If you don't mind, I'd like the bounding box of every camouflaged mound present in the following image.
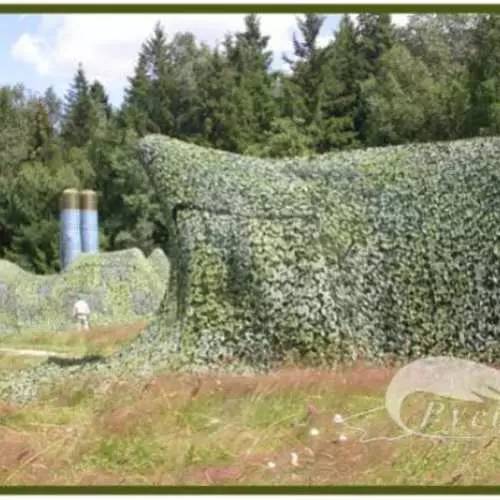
[138,134,500,365]
[0,248,169,335]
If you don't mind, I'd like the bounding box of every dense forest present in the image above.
[1,13,499,275]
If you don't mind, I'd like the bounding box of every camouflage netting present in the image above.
[138,135,500,366]
[0,248,169,335]
[4,134,500,404]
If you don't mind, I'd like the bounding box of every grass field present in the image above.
[0,322,147,369]
[1,323,500,486]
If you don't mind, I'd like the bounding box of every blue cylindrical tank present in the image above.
[80,189,99,254]
[60,188,82,270]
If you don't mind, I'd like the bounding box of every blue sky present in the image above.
[0,14,342,107]
[0,16,48,92]
[0,14,408,108]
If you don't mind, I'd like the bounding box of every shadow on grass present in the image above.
[46,354,106,367]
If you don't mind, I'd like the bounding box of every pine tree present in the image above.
[143,22,174,135]
[225,14,279,151]
[319,14,361,151]
[283,14,332,151]
[123,51,151,136]
[355,14,396,140]
[122,23,175,137]
[197,46,241,151]
[89,80,112,119]
[357,14,396,78]
[285,14,328,128]
[29,99,54,163]
[61,63,93,148]
[168,32,206,140]
[42,86,63,133]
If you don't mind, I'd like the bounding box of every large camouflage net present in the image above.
[0,248,169,335]
[4,134,500,405]
[138,134,500,366]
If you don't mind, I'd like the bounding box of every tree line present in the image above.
[1,13,500,274]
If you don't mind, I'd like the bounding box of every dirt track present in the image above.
[0,348,71,358]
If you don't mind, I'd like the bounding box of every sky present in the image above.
[0,14,410,108]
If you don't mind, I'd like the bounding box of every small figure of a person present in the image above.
[73,297,90,331]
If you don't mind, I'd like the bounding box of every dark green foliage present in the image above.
[284,15,329,139]
[362,44,436,146]
[467,14,500,135]
[357,14,396,78]
[225,14,279,153]
[123,52,152,136]
[355,14,396,140]
[3,12,500,290]
[43,86,63,131]
[61,64,94,148]
[29,99,55,163]
[89,80,112,120]
[319,15,360,151]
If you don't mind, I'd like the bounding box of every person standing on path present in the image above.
[73,297,91,331]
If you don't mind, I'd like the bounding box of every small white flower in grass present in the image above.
[290,452,299,466]
[333,414,344,424]
[309,427,320,437]
[338,434,348,443]
[267,461,276,469]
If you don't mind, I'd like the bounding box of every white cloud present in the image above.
[11,14,301,87]
[11,33,51,74]
[12,13,413,91]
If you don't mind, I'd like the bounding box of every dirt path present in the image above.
[0,348,71,358]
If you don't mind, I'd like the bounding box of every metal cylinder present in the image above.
[80,189,99,254]
[60,188,82,270]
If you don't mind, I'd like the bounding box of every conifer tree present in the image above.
[29,99,54,163]
[319,14,360,151]
[285,14,329,131]
[123,51,151,136]
[143,22,174,135]
[355,14,396,139]
[90,80,112,119]
[61,63,93,148]
[225,14,279,151]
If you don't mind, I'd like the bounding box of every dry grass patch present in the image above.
[0,321,147,374]
[1,358,500,485]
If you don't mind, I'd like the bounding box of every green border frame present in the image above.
[2,485,500,494]
[2,2,500,493]
[0,4,500,13]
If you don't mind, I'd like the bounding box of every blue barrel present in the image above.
[60,188,82,270]
[80,189,99,254]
